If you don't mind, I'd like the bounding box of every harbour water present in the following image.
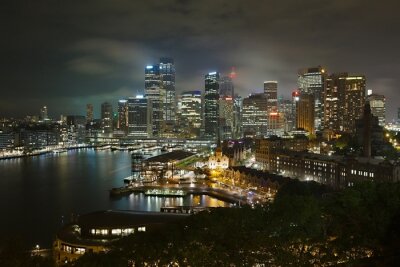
[0,149,228,248]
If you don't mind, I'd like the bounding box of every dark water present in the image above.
[0,149,228,248]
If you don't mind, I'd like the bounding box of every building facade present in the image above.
[204,72,220,139]
[298,66,326,131]
[324,73,366,138]
[242,94,268,138]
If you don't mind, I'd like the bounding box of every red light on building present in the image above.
[229,67,237,79]
[292,90,300,97]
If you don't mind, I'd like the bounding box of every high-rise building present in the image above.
[159,58,176,123]
[219,96,234,140]
[145,86,165,137]
[242,93,268,137]
[296,93,315,134]
[324,73,366,138]
[298,66,327,131]
[204,72,220,139]
[145,64,161,89]
[101,102,113,134]
[128,96,152,138]
[40,106,48,121]
[233,95,243,138]
[145,58,176,136]
[178,90,202,138]
[279,95,297,133]
[86,104,93,123]
[219,76,234,98]
[264,81,278,113]
[367,93,385,127]
[117,99,128,133]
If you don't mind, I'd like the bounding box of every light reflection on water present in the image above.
[0,149,229,248]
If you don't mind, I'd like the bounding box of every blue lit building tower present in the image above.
[204,72,220,139]
[159,57,176,124]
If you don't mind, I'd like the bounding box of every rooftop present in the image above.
[146,150,194,163]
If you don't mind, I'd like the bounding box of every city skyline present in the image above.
[1,1,400,119]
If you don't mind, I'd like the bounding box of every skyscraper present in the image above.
[264,81,278,113]
[298,66,326,131]
[86,104,93,123]
[367,93,386,127]
[40,106,48,121]
[101,102,113,134]
[145,86,165,137]
[324,73,366,138]
[128,96,152,138]
[178,90,202,138]
[219,76,234,98]
[242,93,268,137]
[117,99,128,133]
[219,96,234,140]
[159,58,176,123]
[296,93,315,134]
[204,72,220,139]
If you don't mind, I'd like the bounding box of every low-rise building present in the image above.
[54,210,188,265]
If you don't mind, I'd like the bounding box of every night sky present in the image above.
[2,0,399,120]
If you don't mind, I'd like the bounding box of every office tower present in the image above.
[40,106,48,121]
[145,86,165,137]
[101,102,113,134]
[204,72,220,139]
[178,90,202,138]
[145,64,161,89]
[296,93,315,134]
[264,81,278,112]
[128,96,152,138]
[159,58,176,123]
[279,95,297,132]
[117,99,128,133]
[86,104,93,123]
[267,111,285,136]
[367,93,386,127]
[298,66,327,131]
[233,95,243,138]
[219,76,234,98]
[219,96,234,140]
[324,73,366,138]
[242,93,268,137]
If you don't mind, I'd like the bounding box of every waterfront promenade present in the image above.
[110,182,263,205]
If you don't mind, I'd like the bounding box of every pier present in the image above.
[109,184,248,204]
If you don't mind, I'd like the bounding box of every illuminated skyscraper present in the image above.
[178,90,202,138]
[204,72,220,139]
[264,81,278,112]
[145,58,176,136]
[159,57,176,123]
[86,104,93,123]
[242,93,268,137]
[367,93,385,127]
[145,86,165,137]
[128,96,152,138]
[117,99,128,133]
[298,66,326,131]
[219,96,234,140]
[324,73,366,138]
[101,102,113,134]
[40,106,48,121]
[296,93,315,134]
[219,76,234,98]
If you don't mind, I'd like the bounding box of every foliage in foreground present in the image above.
[73,181,400,266]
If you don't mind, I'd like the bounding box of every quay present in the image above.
[110,184,248,204]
